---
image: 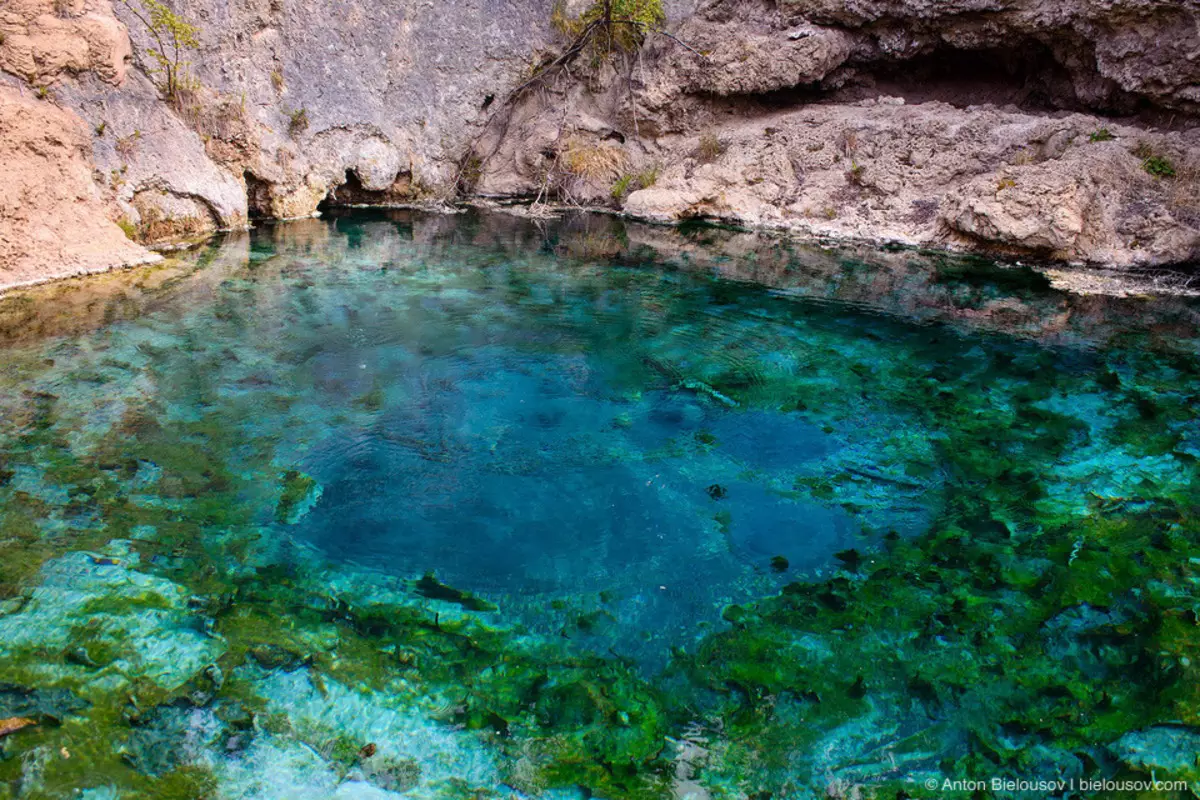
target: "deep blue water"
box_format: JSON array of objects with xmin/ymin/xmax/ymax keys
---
[{"xmin": 2, "ymin": 209, "xmax": 1200, "ymax": 797}]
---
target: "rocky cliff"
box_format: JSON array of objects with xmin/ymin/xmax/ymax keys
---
[
  {"xmin": 0, "ymin": 0, "xmax": 559, "ymax": 287},
  {"xmin": 478, "ymin": 0, "xmax": 1200, "ymax": 268},
  {"xmin": 0, "ymin": 0, "xmax": 1197, "ymax": 290}
]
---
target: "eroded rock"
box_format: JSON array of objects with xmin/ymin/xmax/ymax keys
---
[
  {"xmin": 618, "ymin": 103, "xmax": 1199, "ymax": 267},
  {"xmin": 0, "ymin": 86, "xmax": 158, "ymax": 290}
]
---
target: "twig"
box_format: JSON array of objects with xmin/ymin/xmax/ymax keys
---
[{"xmin": 608, "ymin": 18, "xmax": 709, "ymax": 59}]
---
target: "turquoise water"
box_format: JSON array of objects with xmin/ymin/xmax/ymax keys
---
[{"xmin": 1, "ymin": 209, "xmax": 1200, "ymax": 798}]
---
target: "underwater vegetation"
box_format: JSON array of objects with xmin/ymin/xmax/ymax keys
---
[{"xmin": 0, "ymin": 209, "xmax": 1199, "ymax": 798}]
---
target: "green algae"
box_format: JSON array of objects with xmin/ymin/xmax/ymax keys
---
[
  {"xmin": 3, "ymin": 211, "xmax": 1200, "ymax": 797},
  {"xmin": 274, "ymin": 469, "xmax": 321, "ymax": 525},
  {"xmin": 666, "ymin": 501, "xmax": 1200, "ymax": 792}
]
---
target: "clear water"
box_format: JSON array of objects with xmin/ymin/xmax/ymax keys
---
[{"xmin": 2, "ymin": 210, "xmax": 1200, "ymax": 798}]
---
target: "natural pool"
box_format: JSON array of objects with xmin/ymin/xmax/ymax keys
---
[{"xmin": 1, "ymin": 209, "xmax": 1199, "ymax": 799}]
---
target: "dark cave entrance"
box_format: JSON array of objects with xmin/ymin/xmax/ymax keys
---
[
  {"xmin": 319, "ymin": 169, "xmax": 411, "ymax": 212},
  {"xmin": 244, "ymin": 170, "xmax": 273, "ymax": 219},
  {"xmin": 720, "ymin": 39, "xmax": 1138, "ymax": 118},
  {"xmin": 859, "ymin": 42, "xmax": 1098, "ymax": 113}
]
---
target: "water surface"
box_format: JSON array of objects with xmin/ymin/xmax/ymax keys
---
[{"xmin": 1, "ymin": 210, "xmax": 1199, "ymax": 799}]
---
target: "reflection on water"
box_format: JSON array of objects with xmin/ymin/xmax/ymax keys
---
[{"xmin": 1, "ymin": 209, "xmax": 1200, "ymax": 798}]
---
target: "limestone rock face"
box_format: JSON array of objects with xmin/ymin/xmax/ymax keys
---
[
  {"xmin": 619, "ymin": 103, "xmax": 1198, "ymax": 267},
  {"xmin": 1, "ymin": 0, "xmax": 555, "ymax": 289},
  {"xmin": 109, "ymin": 0, "xmax": 558, "ymax": 219},
  {"xmin": 0, "ymin": 86, "xmax": 158, "ymax": 290},
  {"xmin": 657, "ymin": 23, "xmax": 855, "ymax": 97},
  {"xmin": 0, "ymin": 0, "xmax": 132, "ymax": 86},
  {"xmin": 779, "ymin": 0, "xmax": 1200, "ymax": 112},
  {"xmin": 630, "ymin": 0, "xmax": 1200, "ymax": 133},
  {"xmin": 481, "ymin": 0, "xmax": 1199, "ymax": 268},
  {"xmin": 60, "ymin": 73, "xmax": 249, "ymax": 240},
  {"xmin": 1, "ymin": 0, "xmax": 1198, "ymax": 288}
]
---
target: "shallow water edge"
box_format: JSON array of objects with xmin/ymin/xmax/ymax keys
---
[{"xmin": 1, "ymin": 209, "xmax": 1199, "ymax": 799}]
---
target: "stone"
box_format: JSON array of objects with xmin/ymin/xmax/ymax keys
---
[
  {"xmin": 1, "ymin": 0, "xmax": 1199, "ymax": 288},
  {"xmin": 0, "ymin": 85, "xmax": 158, "ymax": 291}
]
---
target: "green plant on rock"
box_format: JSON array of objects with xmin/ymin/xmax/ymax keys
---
[
  {"xmin": 696, "ymin": 132, "xmax": 724, "ymax": 163},
  {"xmin": 288, "ymin": 107, "xmax": 309, "ymax": 136},
  {"xmin": 552, "ymin": 0, "xmax": 666, "ymax": 57},
  {"xmin": 118, "ymin": 0, "xmax": 200, "ymax": 102},
  {"xmin": 115, "ymin": 129, "xmax": 142, "ymax": 160},
  {"xmin": 1132, "ymin": 142, "xmax": 1176, "ymax": 178},
  {"xmin": 612, "ymin": 165, "xmax": 658, "ymax": 201},
  {"xmin": 1144, "ymin": 154, "xmax": 1177, "ymax": 179},
  {"xmin": 611, "ymin": 173, "xmax": 634, "ymax": 200},
  {"xmin": 847, "ymin": 160, "xmax": 866, "ymax": 186},
  {"xmin": 1089, "ymin": 128, "xmax": 1115, "ymax": 142},
  {"xmin": 116, "ymin": 218, "xmax": 139, "ymax": 241}
]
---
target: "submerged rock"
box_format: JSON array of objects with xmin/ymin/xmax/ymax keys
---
[
  {"xmin": 0, "ymin": 717, "xmax": 35, "ymax": 738},
  {"xmin": 414, "ymin": 573, "xmax": 498, "ymax": 613},
  {"xmin": 0, "ymin": 548, "xmax": 225, "ymax": 696},
  {"xmin": 1111, "ymin": 726, "xmax": 1200, "ymax": 780},
  {"xmin": 275, "ymin": 469, "xmax": 323, "ymax": 525}
]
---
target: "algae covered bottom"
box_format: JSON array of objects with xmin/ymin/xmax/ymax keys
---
[{"xmin": 1, "ymin": 209, "xmax": 1199, "ymax": 799}]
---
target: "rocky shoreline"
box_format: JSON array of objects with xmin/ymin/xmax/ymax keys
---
[{"xmin": 1, "ymin": 0, "xmax": 1197, "ymax": 291}]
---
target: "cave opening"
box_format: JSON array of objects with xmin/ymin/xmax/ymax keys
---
[
  {"xmin": 244, "ymin": 170, "xmax": 273, "ymax": 219},
  {"xmin": 854, "ymin": 42, "xmax": 1093, "ymax": 113},
  {"xmin": 318, "ymin": 169, "xmax": 410, "ymax": 212},
  {"xmin": 718, "ymin": 39, "xmax": 1136, "ymax": 117}
]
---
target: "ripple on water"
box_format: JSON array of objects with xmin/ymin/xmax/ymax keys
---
[{"xmin": 7, "ymin": 210, "xmax": 1200, "ymax": 795}]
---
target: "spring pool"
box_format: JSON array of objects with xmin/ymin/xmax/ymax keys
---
[{"xmin": 1, "ymin": 209, "xmax": 1198, "ymax": 798}]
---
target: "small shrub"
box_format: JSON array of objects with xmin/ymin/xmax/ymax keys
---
[
  {"xmin": 847, "ymin": 161, "xmax": 866, "ymax": 186},
  {"xmin": 610, "ymin": 165, "xmax": 658, "ymax": 201},
  {"xmin": 611, "ymin": 173, "xmax": 633, "ymax": 200},
  {"xmin": 1143, "ymin": 154, "xmax": 1176, "ymax": 179},
  {"xmin": 552, "ymin": 0, "xmax": 666, "ymax": 56},
  {"xmin": 94, "ymin": 121, "xmax": 107, "ymax": 136},
  {"xmin": 696, "ymin": 132, "xmax": 725, "ymax": 164},
  {"xmin": 997, "ymin": 177, "xmax": 1016, "ymax": 191},
  {"xmin": 115, "ymin": 130, "xmax": 141, "ymax": 159},
  {"xmin": 34, "ymin": 85, "xmax": 50, "ymax": 100},
  {"xmin": 270, "ymin": 70, "xmax": 284, "ymax": 92},
  {"xmin": 118, "ymin": 0, "xmax": 201, "ymax": 101},
  {"xmin": 1089, "ymin": 128, "xmax": 1115, "ymax": 142},
  {"xmin": 562, "ymin": 139, "xmax": 624, "ymax": 181},
  {"xmin": 288, "ymin": 107, "xmax": 308, "ymax": 136},
  {"xmin": 116, "ymin": 218, "xmax": 138, "ymax": 240},
  {"xmin": 53, "ymin": 0, "xmax": 73, "ymax": 17}
]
